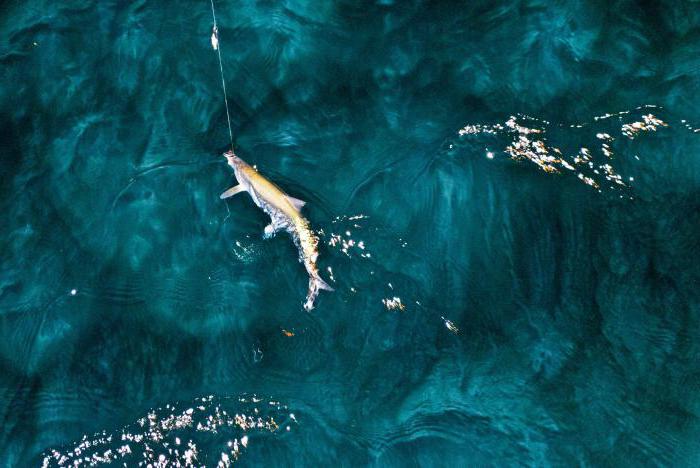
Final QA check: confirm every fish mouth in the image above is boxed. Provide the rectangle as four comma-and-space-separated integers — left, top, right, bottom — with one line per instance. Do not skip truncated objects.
223, 150, 240, 167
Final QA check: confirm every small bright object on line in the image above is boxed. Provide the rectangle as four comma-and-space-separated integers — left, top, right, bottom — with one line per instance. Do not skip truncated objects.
211, 26, 219, 50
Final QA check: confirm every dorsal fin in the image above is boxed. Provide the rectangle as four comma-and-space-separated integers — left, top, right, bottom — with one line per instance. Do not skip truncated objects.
286, 195, 306, 211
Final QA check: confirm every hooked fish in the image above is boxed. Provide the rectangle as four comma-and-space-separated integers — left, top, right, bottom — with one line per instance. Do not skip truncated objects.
220, 150, 333, 310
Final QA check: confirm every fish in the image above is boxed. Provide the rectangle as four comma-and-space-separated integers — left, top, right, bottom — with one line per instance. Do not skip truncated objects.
220, 150, 334, 310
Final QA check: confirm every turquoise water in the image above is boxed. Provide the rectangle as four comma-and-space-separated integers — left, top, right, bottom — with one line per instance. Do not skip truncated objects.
2, 0, 700, 465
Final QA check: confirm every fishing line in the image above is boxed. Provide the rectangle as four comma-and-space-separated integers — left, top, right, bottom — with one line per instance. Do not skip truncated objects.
209, 0, 234, 152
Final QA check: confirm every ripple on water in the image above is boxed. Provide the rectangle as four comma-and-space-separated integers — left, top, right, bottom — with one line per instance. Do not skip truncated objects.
157, 263, 258, 335
34, 385, 120, 435
257, 308, 328, 384
94, 269, 149, 307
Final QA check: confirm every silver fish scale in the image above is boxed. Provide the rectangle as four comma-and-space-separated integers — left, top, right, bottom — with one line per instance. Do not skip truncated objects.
250, 188, 303, 263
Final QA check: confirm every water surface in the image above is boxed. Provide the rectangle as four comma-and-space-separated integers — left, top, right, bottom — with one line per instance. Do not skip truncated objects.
2, 0, 700, 465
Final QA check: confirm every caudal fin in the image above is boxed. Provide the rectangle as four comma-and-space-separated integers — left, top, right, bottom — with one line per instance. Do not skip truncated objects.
315, 276, 334, 292
303, 276, 334, 311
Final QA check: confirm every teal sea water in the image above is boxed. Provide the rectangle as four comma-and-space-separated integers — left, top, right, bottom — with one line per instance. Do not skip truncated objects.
2, 0, 700, 465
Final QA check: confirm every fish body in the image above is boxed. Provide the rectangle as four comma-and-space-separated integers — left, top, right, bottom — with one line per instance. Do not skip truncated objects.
221, 151, 333, 310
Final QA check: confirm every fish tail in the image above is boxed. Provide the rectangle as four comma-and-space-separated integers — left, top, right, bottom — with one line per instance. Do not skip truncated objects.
315, 276, 334, 292
303, 275, 334, 311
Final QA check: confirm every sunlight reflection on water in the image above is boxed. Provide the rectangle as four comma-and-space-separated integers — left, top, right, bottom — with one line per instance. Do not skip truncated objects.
42, 394, 294, 467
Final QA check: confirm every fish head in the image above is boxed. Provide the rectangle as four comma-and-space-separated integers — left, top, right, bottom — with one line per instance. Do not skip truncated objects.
223, 150, 243, 169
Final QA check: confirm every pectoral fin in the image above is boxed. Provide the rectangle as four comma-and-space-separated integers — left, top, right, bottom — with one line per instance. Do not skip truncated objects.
263, 218, 287, 239
286, 195, 306, 211
263, 224, 276, 239
220, 185, 246, 199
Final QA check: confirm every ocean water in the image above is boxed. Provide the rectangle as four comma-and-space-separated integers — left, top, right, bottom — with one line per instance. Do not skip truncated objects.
2, 0, 700, 465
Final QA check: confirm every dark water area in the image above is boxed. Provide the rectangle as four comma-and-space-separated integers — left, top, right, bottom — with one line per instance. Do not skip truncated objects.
2, 0, 700, 465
